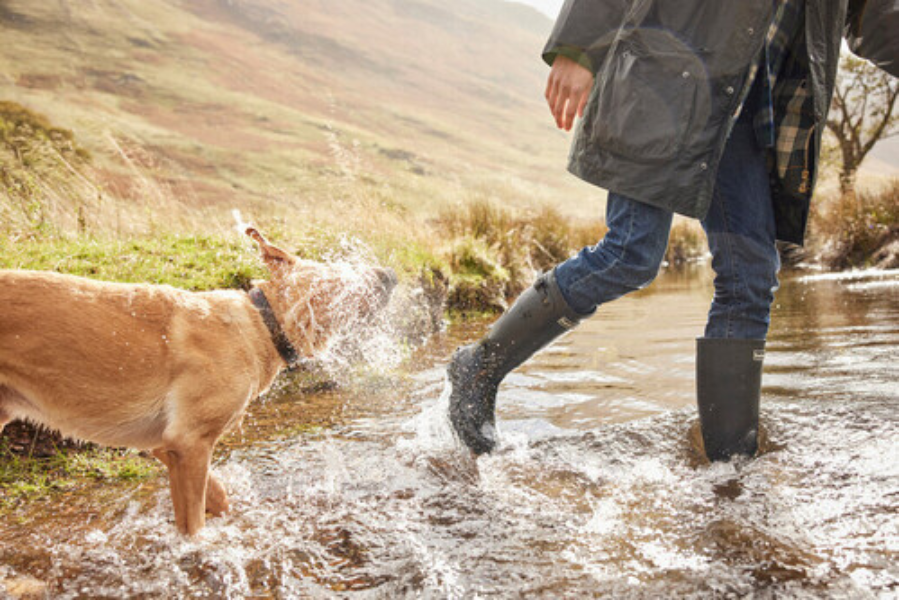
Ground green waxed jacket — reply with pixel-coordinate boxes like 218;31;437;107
543;0;898;244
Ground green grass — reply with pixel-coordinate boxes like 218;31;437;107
0;441;159;510
0;233;266;290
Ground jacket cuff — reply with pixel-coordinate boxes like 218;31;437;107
542;44;594;73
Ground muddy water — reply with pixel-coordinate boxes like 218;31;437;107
1;268;897;598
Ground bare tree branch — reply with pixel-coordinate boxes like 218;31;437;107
825;53;899;196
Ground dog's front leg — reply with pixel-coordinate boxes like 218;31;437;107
152;449;230;517
153;441;213;536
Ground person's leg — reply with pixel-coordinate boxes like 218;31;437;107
701;127;780;340
555;192;674;314
696;113;780;461
448;193;673;454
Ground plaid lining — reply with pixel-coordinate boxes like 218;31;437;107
753;0;806;147
754;0;816;198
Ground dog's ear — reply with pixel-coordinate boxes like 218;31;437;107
246;227;296;268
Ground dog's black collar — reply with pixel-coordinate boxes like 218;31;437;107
249;287;299;367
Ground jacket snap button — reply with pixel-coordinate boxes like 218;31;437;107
747;27;754;35
699;162;709;171
725;86;735;95
682;71;690;79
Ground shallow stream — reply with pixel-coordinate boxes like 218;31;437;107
1;267;897;598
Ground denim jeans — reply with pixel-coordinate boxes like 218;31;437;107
554;112;780;340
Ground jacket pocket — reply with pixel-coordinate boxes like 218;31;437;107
590;31;707;162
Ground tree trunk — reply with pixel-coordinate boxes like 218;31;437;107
839;165;858;200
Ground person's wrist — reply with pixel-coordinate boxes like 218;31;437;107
551;45;593;73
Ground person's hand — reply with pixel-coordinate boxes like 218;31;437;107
545;55;594;131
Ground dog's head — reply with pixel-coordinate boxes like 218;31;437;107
246;227;397;358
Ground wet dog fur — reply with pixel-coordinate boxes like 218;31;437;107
0;227;396;535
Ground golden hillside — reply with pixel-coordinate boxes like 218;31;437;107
0;0;599;235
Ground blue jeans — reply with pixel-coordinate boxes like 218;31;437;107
554;115;780;340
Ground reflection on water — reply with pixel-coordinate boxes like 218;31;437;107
0;267;897;598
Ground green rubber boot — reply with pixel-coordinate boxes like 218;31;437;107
696;337;765;461
448;270;585;454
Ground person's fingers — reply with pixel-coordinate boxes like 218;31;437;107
546;75;559;118
553;96;565;129
547;57;594;130
563;89;579;131
576;87;590;118
553;84;570;129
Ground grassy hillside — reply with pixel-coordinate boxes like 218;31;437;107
0;0;599;240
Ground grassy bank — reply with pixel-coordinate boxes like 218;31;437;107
0;234;263;290
809;180;899;270
0;423;159;511
438;198;706;313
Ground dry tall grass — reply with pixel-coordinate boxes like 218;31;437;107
435;196;605;310
665;219;707;266
810;179;899;270
434;197;711;312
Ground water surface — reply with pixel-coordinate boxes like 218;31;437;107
1;267;897;598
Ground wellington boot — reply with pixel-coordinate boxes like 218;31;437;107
448;270;584;454
696;337;765;461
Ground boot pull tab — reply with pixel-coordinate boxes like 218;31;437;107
557;316;578;330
